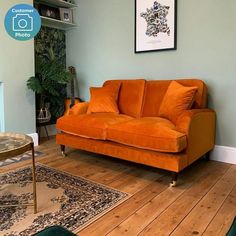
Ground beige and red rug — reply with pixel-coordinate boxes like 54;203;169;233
0;164;129;236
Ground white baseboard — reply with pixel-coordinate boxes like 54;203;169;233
27;133;38;146
210;145;236;165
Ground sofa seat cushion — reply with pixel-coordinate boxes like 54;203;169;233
56;113;132;140
107;117;187;153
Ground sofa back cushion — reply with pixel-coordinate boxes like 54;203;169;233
103;79;146;117
141;79;207;117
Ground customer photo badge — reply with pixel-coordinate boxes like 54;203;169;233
4;4;41;41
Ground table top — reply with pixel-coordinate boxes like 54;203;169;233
0;132;33;160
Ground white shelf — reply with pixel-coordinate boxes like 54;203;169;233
41;16;76;30
37;0;77;8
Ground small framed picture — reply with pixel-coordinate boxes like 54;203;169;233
39;4;60;20
60;8;73;23
135;0;177;53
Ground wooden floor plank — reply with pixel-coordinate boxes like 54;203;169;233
107;167;163;194
203;178;236;235
170;165;236;236
138;161;230;236
107;161;229;236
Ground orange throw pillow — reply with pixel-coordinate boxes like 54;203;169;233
87;83;121;114
159;81;197;124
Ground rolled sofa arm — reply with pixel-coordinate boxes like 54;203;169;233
176;109;216;165
68;102;89;116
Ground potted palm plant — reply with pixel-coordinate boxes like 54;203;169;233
27;49;72;123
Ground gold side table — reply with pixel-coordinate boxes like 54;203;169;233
0;132;37;213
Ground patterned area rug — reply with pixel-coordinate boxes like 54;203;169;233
0;151;44;167
0;164;129;236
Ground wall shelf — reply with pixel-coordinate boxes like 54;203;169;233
41;16;77;30
37;0;77;8
35;0;78;30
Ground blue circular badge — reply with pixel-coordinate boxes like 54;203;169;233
4;4;41;41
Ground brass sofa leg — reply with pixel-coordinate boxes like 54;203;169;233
60;145;67;157
170;172;178;187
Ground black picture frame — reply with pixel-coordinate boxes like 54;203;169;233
39;4;60;20
135;0;177;53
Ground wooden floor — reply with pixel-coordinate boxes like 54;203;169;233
1;137;236;236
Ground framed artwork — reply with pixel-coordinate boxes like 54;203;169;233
135;0;177;53
59;8;73;23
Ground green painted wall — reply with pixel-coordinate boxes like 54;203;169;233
66;0;236;147
0;0;35;134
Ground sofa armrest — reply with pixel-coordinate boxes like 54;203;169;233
68;102;89;115
176;109;216;165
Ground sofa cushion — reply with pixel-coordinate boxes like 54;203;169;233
87;83;121;114
141;79;207;117
103;79;146;118
56;113;132;140
159;81;197;124
107;117;187;153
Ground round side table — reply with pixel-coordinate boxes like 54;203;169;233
0;132;37;213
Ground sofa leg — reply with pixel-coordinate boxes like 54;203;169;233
60;145;67;157
205;151;211;161
170;172;178;187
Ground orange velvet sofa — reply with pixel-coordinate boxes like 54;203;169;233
56;79;216;186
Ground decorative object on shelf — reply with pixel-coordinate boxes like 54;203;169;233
135;0;177;53
59;8;73;23
39;4;60;20
62;0;75;4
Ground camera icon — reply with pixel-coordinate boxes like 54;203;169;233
12;14;33;32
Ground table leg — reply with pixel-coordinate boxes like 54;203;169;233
31;142;37;214
37;126;41;144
